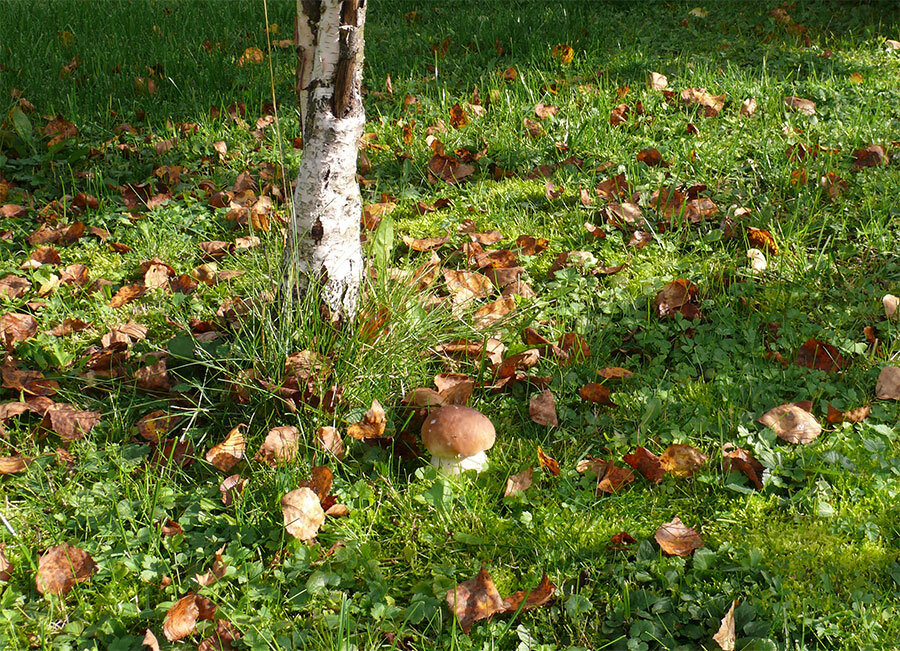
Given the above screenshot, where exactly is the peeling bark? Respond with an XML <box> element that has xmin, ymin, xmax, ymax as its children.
<box><xmin>284</xmin><ymin>0</ymin><xmax>366</xmax><ymax>323</ymax></box>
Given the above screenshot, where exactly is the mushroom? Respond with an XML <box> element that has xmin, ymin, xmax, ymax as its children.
<box><xmin>421</xmin><ymin>405</ymin><xmax>495</xmax><ymax>474</ymax></box>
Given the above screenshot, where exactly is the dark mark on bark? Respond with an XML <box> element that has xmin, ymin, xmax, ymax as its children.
<box><xmin>311</xmin><ymin>218</ymin><xmax>324</xmax><ymax>243</ymax></box>
<box><xmin>332</xmin><ymin>0</ymin><xmax>360</xmax><ymax>118</ymax></box>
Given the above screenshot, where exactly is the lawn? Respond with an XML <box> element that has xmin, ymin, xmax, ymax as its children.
<box><xmin>1</xmin><ymin>1</ymin><xmax>900</xmax><ymax>649</ymax></box>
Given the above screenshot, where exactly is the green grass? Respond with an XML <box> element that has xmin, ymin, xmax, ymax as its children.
<box><xmin>2</xmin><ymin>0</ymin><xmax>900</xmax><ymax>649</ymax></box>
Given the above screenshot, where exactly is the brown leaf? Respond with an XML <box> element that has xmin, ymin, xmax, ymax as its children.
<box><xmin>135</xmin><ymin>359</ymin><xmax>171</xmax><ymax>393</ymax></box>
<box><xmin>135</xmin><ymin>410</ymin><xmax>180</xmax><ymax>443</ymax></box>
<box><xmin>35</xmin><ymin>543</ymin><xmax>97</xmax><ymax>595</ymax></box>
<box><xmin>1</xmin><ymin>313</ymin><xmax>38</xmax><ymax>348</ymax></box>
<box><xmin>558</xmin><ymin>332</ymin><xmax>591</xmax><ymax>362</ymax></box>
<box><xmin>361</xmin><ymin>202</ymin><xmax>395</xmax><ymax>230</ymax></box>
<box><xmin>654</xmin><ymin>279</ymin><xmax>699</xmax><ymax>319</ymax></box>
<box><xmin>473</xmin><ymin>297</ymin><xmax>516</xmax><ymax>328</ymax></box>
<box><xmin>758</xmin><ymin>403</ymin><xmax>822</xmax><ymax>444</ymax></box>
<box><xmin>501</xmin><ymin>574</ymin><xmax>556</xmax><ymax>613</ymax></box>
<box><xmin>1</xmin><ymin>366</ymin><xmax>58</xmax><ymax>396</ymax></box>
<box><xmin>523</xmin><ymin>118</ymin><xmax>543</xmax><ymax>138</ymax></box>
<box><xmin>713</xmin><ymin>599</ymin><xmax>739</xmax><ymax>651</ymax></box>
<box><xmin>680</xmin><ymin>88</ymin><xmax>726</xmax><ymax>115</ymax></box>
<box><xmin>152</xmin><ymin>438</ymin><xmax>194</xmax><ymax>468</ymax></box>
<box><xmin>449</xmin><ymin>103</ymin><xmax>469</xmax><ymax>129</ymax></box>
<box><xmin>346</xmin><ymin>399</ymin><xmax>387</xmax><ymax>439</ymax></box>
<box><xmin>432</xmin><ymin>338</ymin><xmax>505</xmax><ymax>366</ymax></box>
<box><xmin>534</xmin><ymin>102</ymin><xmax>558</xmax><ymax>120</ymax></box>
<box><xmin>575</xmin><ymin>457</ymin><xmax>609</xmax><ymax>475</ymax></box>
<box><xmin>59</xmin><ymin>264</ymin><xmax>89</xmax><ymax>286</ymax></box>
<box><xmin>783</xmin><ymin>96</ymin><xmax>816</xmax><ymax>115</ymax></box>
<box><xmin>722</xmin><ymin>445</ymin><xmax>764</xmax><ymax>490</ymax></box>
<box><xmin>142</xmin><ymin>629</ymin><xmax>160</xmax><ymax>651</ymax></box>
<box><xmin>504</xmin><ymin>468</ymin><xmax>533</xmax><ymax>496</ymax></box>
<box><xmin>537</xmin><ymin>446</ymin><xmax>561</xmax><ymax>475</ymax></box>
<box><xmin>875</xmin><ymin>366</ymin><xmax>900</xmax><ymax>400</ymax></box>
<box><xmin>609</xmin><ymin>532</ymin><xmax>637</xmax><ymax>550</ymax></box>
<box><xmin>254</xmin><ymin>426</ymin><xmax>300</xmax><ymax>466</ymax></box>
<box><xmin>446</xmin><ymin>566</ymin><xmax>507</xmax><ymax>634</ymax></box>
<box><xmin>109</xmin><ymin>283</ymin><xmax>146</xmax><ymax>308</ymax></box>
<box><xmin>161</xmin><ymin>518</ymin><xmax>184</xmax><ymax>537</ymax></box>
<box><xmin>285</xmin><ymin>350</ymin><xmax>331</xmax><ymax>382</ymax></box>
<box><xmin>795</xmin><ymin>338</ymin><xmax>847</xmax><ymax>372</ymax></box>
<box><xmin>163</xmin><ymin>593</ymin><xmax>216</xmax><ymax>642</ymax></box>
<box><xmin>197</xmin><ymin>619</ymin><xmax>241</xmax><ymax>651</ymax></box>
<box><xmin>597</xmin><ymin>367</ymin><xmax>633</xmax><ymax>380</ymax></box>
<box><xmin>101</xmin><ymin>322</ymin><xmax>148</xmax><ymax>348</ymax></box>
<box><xmin>205</xmin><ymin>424</ymin><xmax>246</xmax><ymax>472</ymax></box>
<box><xmin>636</xmin><ymin>147</ymin><xmax>669</xmax><ymax>167</ymax></box>
<box><xmin>579</xmin><ymin>383</ymin><xmax>615</xmax><ymax>406</ymax></box>
<box><xmin>444</xmin><ymin>269</ymin><xmax>492</xmax><ymax>302</ymax></box>
<box><xmin>852</xmin><ymin>144</ymin><xmax>888</xmax><ymax>169</ymax></box>
<box><xmin>596</xmin><ymin>173</ymin><xmax>630</xmax><ymax>200</ymax></box>
<box><xmin>648</xmin><ymin>72</ymin><xmax>668</xmax><ymax>90</ymax></box>
<box><xmin>0</xmin><ymin>275</ymin><xmax>31</xmax><ymax>299</ymax></box>
<box><xmin>219</xmin><ymin>474</ymin><xmax>247</xmax><ymax>506</ymax></box>
<box><xmin>825</xmin><ymin>403</ymin><xmax>870</xmax><ymax>425</ymax></box>
<box><xmin>314</xmin><ymin>426</ymin><xmax>345</xmax><ymax>459</ymax></box>
<box><xmin>529</xmin><ymin>390</ymin><xmax>558</xmax><ymax>427</ymax></box>
<box><xmin>194</xmin><ymin>545</ymin><xmax>227</xmax><ymax>587</ymax></box>
<box><xmin>624</xmin><ymin>446</ymin><xmax>665</xmax><ymax>483</ymax></box>
<box><xmin>281</xmin><ymin>487</ymin><xmax>325</xmax><ymax>540</ymax></box>
<box><xmin>0</xmin><ymin>456</ymin><xmax>30</xmax><ymax>475</ymax></box>
<box><xmin>746</xmin><ymin>227</ymin><xmax>778</xmax><ymax>256</ymax></box>
<box><xmin>515</xmin><ymin>234</ymin><xmax>549</xmax><ymax>256</ymax></box>
<box><xmin>654</xmin><ymin>517</ymin><xmax>704</xmax><ymax>556</ymax></box>
<box><xmin>0</xmin><ymin>204</ymin><xmax>27</xmax><ymax>219</ymax></box>
<box><xmin>41</xmin><ymin>403</ymin><xmax>100</xmax><ymax>441</ymax></box>
<box><xmin>596</xmin><ymin>463</ymin><xmax>635</xmax><ymax>494</ymax></box>
<box><xmin>402</xmin><ymin>235</ymin><xmax>449</xmax><ymax>252</ymax></box>
<box><xmin>659</xmin><ymin>444</ymin><xmax>708</xmax><ymax>477</ymax></box>
<box><xmin>649</xmin><ymin>187</ymin><xmax>685</xmax><ymax>218</ymax></box>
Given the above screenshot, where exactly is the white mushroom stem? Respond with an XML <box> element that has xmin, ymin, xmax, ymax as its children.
<box><xmin>431</xmin><ymin>451</ymin><xmax>488</xmax><ymax>475</ymax></box>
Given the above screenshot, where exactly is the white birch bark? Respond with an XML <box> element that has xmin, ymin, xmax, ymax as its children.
<box><xmin>284</xmin><ymin>0</ymin><xmax>365</xmax><ymax>323</ymax></box>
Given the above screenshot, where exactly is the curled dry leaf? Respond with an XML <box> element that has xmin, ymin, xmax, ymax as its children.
<box><xmin>446</xmin><ymin>566</ymin><xmax>506</xmax><ymax>634</ymax></box>
<box><xmin>826</xmin><ymin>403</ymin><xmax>870</xmax><ymax>425</ymax></box>
<box><xmin>654</xmin><ymin>517</ymin><xmax>704</xmax><ymax>556</ymax></box>
<box><xmin>316</xmin><ymin>426</ymin><xmax>345</xmax><ymax>459</ymax></box>
<box><xmin>431</xmin><ymin>338</ymin><xmax>505</xmax><ymax>366</ymax></box>
<box><xmin>537</xmin><ymin>446</ymin><xmax>561</xmax><ymax>476</ymax></box>
<box><xmin>575</xmin><ymin>457</ymin><xmax>608</xmax><ymax>476</ymax></box>
<box><xmin>579</xmin><ymin>383</ymin><xmax>615</xmax><ymax>406</ymax></box>
<box><xmin>758</xmin><ymin>403</ymin><xmax>822</xmax><ymax>444</ymax></box>
<box><xmin>740</xmin><ymin>97</ymin><xmax>757</xmax><ymax>116</ymax></box>
<box><xmin>194</xmin><ymin>545</ymin><xmax>227</xmax><ymax>587</ymax></box>
<box><xmin>609</xmin><ymin>532</ymin><xmax>637</xmax><ymax>550</ymax></box>
<box><xmin>784</xmin><ymin>96</ymin><xmax>815</xmax><ymax>115</ymax></box>
<box><xmin>142</xmin><ymin>630</ymin><xmax>160</xmax><ymax>651</ymax></box>
<box><xmin>723</xmin><ymin>444</ymin><xmax>764</xmax><ymax>490</ymax></box>
<box><xmin>285</xmin><ymin>350</ymin><xmax>330</xmax><ymax>382</ymax></box>
<box><xmin>109</xmin><ymin>283</ymin><xmax>146</xmax><ymax>308</ymax></box>
<box><xmin>36</xmin><ymin>543</ymin><xmax>97</xmax><ymax>595</ymax></box>
<box><xmin>659</xmin><ymin>444</ymin><xmax>708</xmax><ymax>478</ymax></box>
<box><xmin>597</xmin><ymin>367</ymin><xmax>633</xmax><ymax>380</ymax></box>
<box><xmin>875</xmin><ymin>366</ymin><xmax>900</xmax><ymax>400</ymax></box>
<box><xmin>254</xmin><ymin>425</ymin><xmax>300</xmax><ymax>466</ymax></box>
<box><xmin>504</xmin><ymin>468</ymin><xmax>533</xmax><ymax>496</ymax></box>
<box><xmin>474</xmin><ymin>297</ymin><xmax>516</xmax><ymax>328</ymax></box>
<box><xmin>0</xmin><ymin>456</ymin><xmax>30</xmax><ymax>475</ymax></box>
<box><xmin>219</xmin><ymin>474</ymin><xmax>247</xmax><ymax>506</ymax></box>
<box><xmin>298</xmin><ymin>465</ymin><xmax>333</xmax><ymax>502</ymax></box>
<box><xmin>346</xmin><ymin>399</ymin><xmax>387</xmax><ymax>439</ymax></box>
<box><xmin>1</xmin><ymin>313</ymin><xmax>38</xmax><ymax>348</ymax></box>
<box><xmin>198</xmin><ymin>619</ymin><xmax>241</xmax><ymax>651</ymax></box>
<box><xmin>205</xmin><ymin>425</ymin><xmax>246</xmax><ymax>472</ymax></box>
<box><xmin>435</xmin><ymin>373</ymin><xmax>474</xmax><ymax>406</ymax></box>
<box><xmin>281</xmin><ymin>487</ymin><xmax>325</xmax><ymax>540</ymax></box>
<box><xmin>163</xmin><ymin>593</ymin><xmax>216</xmax><ymax>642</ymax></box>
<box><xmin>523</xmin><ymin>118</ymin><xmax>544</xmax><ymax>138</ymax></box>
<box><xmin>529</xmin><ymin>390</ymin><xmax>558</xmax><ymax>427</ymax></box>
<box><xmin>636</xmin><ymin>147</ymin><xmax>669</xmax><ymax>167</ymax></box>
<box><xmin>852</xmin><ymin>144</ymin><xmax>888</xmax><ymax>169</ymax></box>
<box><xmin>596</xmin><ymin>463</ymin><xmax>635</xmax><ymax>494</ymax></box>
<box><xmin>795</xmin><ymin>337</ymin><xmax>847</xmax><ymax>372</ymax></box>
<box><xmin>882</xmin><ymin>294</ymin><xmax>898</xmax><ymax>320</ymax></box>
<box><xmin>747</xmin><ymin>248</ymin><xmax>767</xmax><ymax>272</ymax></box>
<box><xmin>42</xmin><ymin>403</ymin><xmax>100</xmax><ymax>441</ymax></box>
<box><xmin>161</xmin><ymin>518</ymin><xmax>184</xmax><ymax>537</ymax></box>
<box><xmin>135</xmin><ymin>359</ymin><xmax>172</xmax><ymax>393</ymax></box>
<box><xmin>680</xmin><ymin>88</ymin><xmax>726</xmax><ymax>115</ymax></box>
<box><xmin>534</xmin><ymin>102</ymin><xmax>558</xmax><ymax>120</ymax></box>
<box><xmin>135</xmin><ymin>410</ymin><xmax>179</xmax><ymax>443</ymax></box>
<box><xmin>713</xmin><ymin>599</ymin><xmax>739</xmax><ymax>651</ymax></box>
<box><xmin>649</xmin><ymin>72</ymin><xmax>668</xmax><ymax>90</ymax></box>
<box><xmin>624</xmin><ymin>446</ymin><xmax>665</xmax><ymax>483</ymax></box>
<box><xmin>502</xmin><ymin>574</ymin><xmax>556</xmax><ymax>614</ymax></box>
<box><xmin>449</xmin><ymin>103</ymin><xmax>469</xmax><ymax>129</ymax></box>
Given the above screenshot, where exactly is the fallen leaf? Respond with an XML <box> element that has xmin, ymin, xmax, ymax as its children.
<box><xmin>238</xmin><ymin>46</ymin><xmax>264</xmax><ymax>65</ymax></box>
<box><xmin>852</xmin><ymin>144</ymin><xmax>888</xmax><ymax>169</ymax></box>
<box><xmin>875</xmin><ymin>367</ymin><xmax>900</xmax><ymax>400</ymax></box>
<box><xmin>281</xmin><ymin>487</ymin><xmax>325</xmax><ymax>540</ymax></box>
<box><xmin>102</xmin><ymin>322</ymin><xmax>148</xmax><ymax>348</ymax></box>
<box><xmin>624</xmin><ymin>446</ymin><xmax>665</xmax><ymax>483</ymax></box>
<box><xmin>596</xmin><ymin>173</ymin><xmax>631</xmax><ymax>199</ymax></box>
<box><xmin>109</xmin><ymin>283</ymin><xmax>146</xmax><ymax>308</ymax></box>
<box><xmin>747</xmin><ymin>227</ymin><xmax>777</xmax><ymax>256</ymax></box>
<box><xmin>35</xmin><ymin>543</ymin><xmax>97</xmax><ymax>595</ymax></box>
<box><xmin>636</xmin><ymin>147</ymin><xmax>669</xmax><ymax>167</ymax></box>
<box><xmin>680</xmin><ymin>88</ymin><xmax>725</xmax><ymax>115</ymax></box>
<box><xmin>558</xmin><ymin>332</ymin><xmax>591</xmax><ymax>361</ymax></box>
<box><xmin>219</xmin><ymin>474</ymin><xmax>246</xmax><ymax>506</ymax></box>
<box><xmin>0</xmin><ymin>456</ymin><xmax>30</xmax><ymax>475</ymax></box>
<box><xmin>597</xmin><ymin>367</ymin><xmax>633</xmax><ymax>380</ymax></box>
<box><xmin>473</xmin><ymin>297</ymin><xmax>516</xmax><ymax>328</ymax></box>
<box><xmin>297</xmin><ymin>465</ymin><xmax>333</xmax><ymax>502</ymax></box>
<box><xmin>719</xmin><ymin>445</ymin><xmax>763</xmax><ymax>491</ymax></box>
<box><xmin>795</xmin><ymin>337</ymin><xmax>846</xmax><ymax>372</ymax></box>
<box><xmin>346</xmin><ymin>399</ymin><xmax>387</xmax><ymax>439</ymax></box>
<box><xmin>161</xmin><ymin>519</ymin><xmax>184</xmax><ymax>537</ymax></box>
<box><xmin>205</xmin><ymin>424</ymin><xmax>246</xmax><ymax>472</ymax></box>
<box><xmin>152</xmin><ymin>438</ymin><xmax>194</xmax><ymax>469</ymax></box>
<box><xmin>654</xmin><ymin>517</ymin><xmax>704</xmax><ymax>556</ymax></box>
<box><xmin>740</xmin><ymin>97</ymin><xmax>757</xmax><ymax>116</ymax></box>
<box><xmin>784</xmin><ymin>96</ymin><xmax>815</xmax><ymax>115</ymax></box>
<box><xmin>826</xmin><ymin>403</ymin><xmax>870</xmax><ymax>425</ymax></box>
<box><xmin>163</xmin><ymin>593</ymin><xmax>216</xmax><ymax>642</ymax></box>
<box><xmin>534</xmin><ymin>102</ymin><xmax>558</xmax><ymax>120</ymax></box>
<box><xmin>758</xmin><ymin>403</ymin><xmax>822</xmax><ymax>444</ymax></box>
<box><xmin>446</xmin><ymin>566</ymin><xmax>507</xmax><ymax>633</ymax></box>
<box><xmin>449</xmin><ymin>103</ymin><xmax>469</xmax><ymax>129</ymax></box>
<box><xmin>444</xmin><ymin>269</ymin><xmax>492</xmax><ymax>303</ymax></box>
<box><xmin>579</xmin><ymin>383</ymin><xmax>615</xmax><ymax>406</ymax></box>
<box><xmin>515</xmin><ymin>234</ymin><xmax>549</xmax><ymax>256</ymax></box>
<box><xmin>537</xmin><ymin>446</ymin><xmax>560</xmax><ymax>476</ymax></box>
<box><xmin>0</xmin><ymin>275</ymin><xmax>31</xmax><ymax>299</ymax></box>
<box><xmin>142</xmin><ymin>630</ymin><xmax>160</xmax><ymax>651</ymax></box>
<box><xmin>255</xmin><ymin>425</ymin><xmax>300</xmax><ymax>466</ymax></box>
<box><xmin>315</xmin><ymin>426</ymin><xmax>345</xmax><ymax>459</ymax></box>
<box><xmin>501</xmin><ymin>574</ymin><xmax>555</xmax><ymax>613</ymax></box>
<box><xmin>197</xmin><ymin>619</ymin><xmax>241</xmax><ymax>651</ymax></box>
<box><xmin>1</xmin><ymin>313</ymin><xmax>38</xmax><ymax>348</ymax></box>
<box><xmin>713</xmin><ymin>599</ymin><xmax>739</xmax><ymax>651</ymax></box>
<box><xmin>285</xmin><ymin>350</ymin><xmax>331</xmax><ymax>382</ymax></box>
<box><xmin>551</xmin><ymin>44</ymin><xmax>574</xmax><ymax>64</ymax></box>
<box><xmin>523</xmin><ymin>118</ymin><xmax>544</xmax><ymax>138</ymax></box>
<box><xmin>41</xmin><ymin>403</ymin><xmax>100</xmax><ymax>441</ymax></box>
<box><xmin>609</xmin><ymin>532</ymin><xmax>637</xmax><ymax>550</ymax></box>
<box><xmin>402</xmin><ymin>235</ymin><xmax>449</xmax><ymax>252</ymax></box>
<box><xmin>648</xmin><ymin>72</ymin><xmax>668</xmax><ymax>90</ymax></box>
<box><xmin>596</xmin><ymin>463</ymin><xmax>635</xmax><ymax>494</ymax></box>
<box><xmin>135</xmin><ymin>359</ymin><xmax>171</xmax><ymax>393</ymax></box>
<box><xmin>194</xmin><ymin>545</ymin><xmax>227</xmax><ymax>587</ymax></box>
<box><xmin>659</xmin><ymin>444</ymin><xmax>708</xmax><ymax>477</ymax></box>
<box><xmin>575</xmin><ymin>457</ymin><xmax>609</xmax><ymax>476</ymax></box>
<box><xmin>654</xmin><ymin>279</ymin><xmax>698</xmax><ymax>319</ymax></box>
<box><xmin>529</xmin><ymin>391</ymin><xmax>558</xmax><ymax>427</ymax></box>
<box><xmin>0</xmin><ymin>204</ymin><xmax>27</xmax><ymax>219</ymax></box>
<box><xmin>504</xmin><ymin>468</ymin><xmax>533</xmax><ymax>496</ymax></box>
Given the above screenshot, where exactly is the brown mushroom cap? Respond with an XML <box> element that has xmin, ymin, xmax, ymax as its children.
<box><xmin>421</xmin><ymin>405</ymin><xmax>495</xmax><ymax>458</ymax></box>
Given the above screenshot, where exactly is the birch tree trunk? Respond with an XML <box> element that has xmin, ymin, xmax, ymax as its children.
<box><xmin>284</xmin><ymin>0</ymin><xmax>365</xmax><ymax>323</ymax></box>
